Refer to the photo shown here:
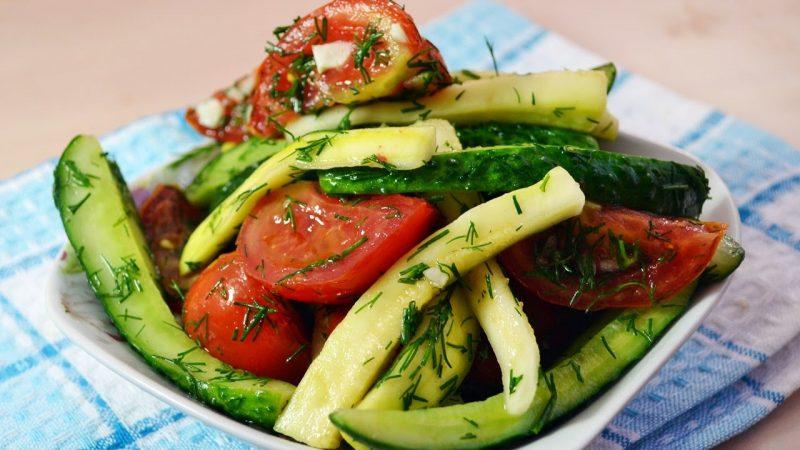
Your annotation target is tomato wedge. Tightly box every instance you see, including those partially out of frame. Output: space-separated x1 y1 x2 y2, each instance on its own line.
185 74 256 143
237 181 438 302
499 204 726 310
248 0 451 137
183 252 311 383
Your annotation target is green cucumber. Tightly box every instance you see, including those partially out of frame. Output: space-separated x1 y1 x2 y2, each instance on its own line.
53 135 294 429
454 123 599 149
186 137 286 208
319 145 709 218
704 234 745 281
330 284 696 450
592 62 617 93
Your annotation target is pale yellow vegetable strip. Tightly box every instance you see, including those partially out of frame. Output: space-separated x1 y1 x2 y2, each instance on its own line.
343 287 479 450
465 260 540 415
179 127 437 274
590 110 619 140
285 71 608 138
274 167 585 448
440 193 541 415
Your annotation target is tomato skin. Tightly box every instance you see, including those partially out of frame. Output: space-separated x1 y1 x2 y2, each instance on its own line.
183 253 311 383
248 0 451 137
500 205 726 310
237 181 438 303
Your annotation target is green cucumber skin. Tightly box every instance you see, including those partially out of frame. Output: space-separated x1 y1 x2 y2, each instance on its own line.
331 285 695 450
319 145 709 218
454 123 599 149
53 135 293 429
703 234 745 282
592 62 617 93
186 137 285 207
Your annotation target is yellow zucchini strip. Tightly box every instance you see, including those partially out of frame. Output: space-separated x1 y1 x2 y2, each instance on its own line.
285 71 609 138
179 126 437 274
274 167 585 448
465 260 540 415
343 287 479 449
440 192 541 415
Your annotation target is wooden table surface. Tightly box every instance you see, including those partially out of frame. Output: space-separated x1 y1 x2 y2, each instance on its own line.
2 0 799 447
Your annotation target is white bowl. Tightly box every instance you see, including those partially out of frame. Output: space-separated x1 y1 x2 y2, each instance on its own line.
47 131 740 449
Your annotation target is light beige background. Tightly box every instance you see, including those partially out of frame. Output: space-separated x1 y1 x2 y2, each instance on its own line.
2 0 799 448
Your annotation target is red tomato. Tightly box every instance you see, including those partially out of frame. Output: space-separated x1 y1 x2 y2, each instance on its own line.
183 253 311 383
499 204 726 310
237 181 438 303
185 74 256 143
310 305 349 358
248 0 451 137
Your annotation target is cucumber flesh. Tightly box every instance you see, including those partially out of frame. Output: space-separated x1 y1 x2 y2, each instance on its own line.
186 137 285 207
318 144 710 218
53 135 294 428
703 234 745 282
454 122 599 149
330 284 696 450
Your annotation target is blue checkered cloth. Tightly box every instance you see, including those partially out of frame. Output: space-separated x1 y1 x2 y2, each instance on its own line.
2 1 799 448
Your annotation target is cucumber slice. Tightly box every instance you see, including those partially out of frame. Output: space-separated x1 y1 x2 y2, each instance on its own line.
274 167 585 448
185 137 286 207
703 234 745 282
53 135 294 428
318 144 710 218
179 126 438 274
285 71 610 138
454 122 599 149
592 62 617 93
330 284 696 449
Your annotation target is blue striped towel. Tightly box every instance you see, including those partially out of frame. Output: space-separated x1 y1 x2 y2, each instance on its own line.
1 1 799 448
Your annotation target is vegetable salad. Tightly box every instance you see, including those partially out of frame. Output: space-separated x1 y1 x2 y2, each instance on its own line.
53 1 743 448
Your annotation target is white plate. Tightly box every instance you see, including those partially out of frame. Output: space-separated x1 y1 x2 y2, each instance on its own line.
47 131 741 449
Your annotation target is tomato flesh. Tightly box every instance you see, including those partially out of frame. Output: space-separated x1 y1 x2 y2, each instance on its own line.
183 253 311 383
185 74 255 143
248 0 451 137
310 305 349 358
499 205 726 310
237 181 438 303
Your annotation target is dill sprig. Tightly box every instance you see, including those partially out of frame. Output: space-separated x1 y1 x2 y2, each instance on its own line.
362 154 397 170
294 133 338 162
233 299 278 342
354 23 384 84
398 262 430 284
408 230 450 261
276 237 368 285
484 37 499 75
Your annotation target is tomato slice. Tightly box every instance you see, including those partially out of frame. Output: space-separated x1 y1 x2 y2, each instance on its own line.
185 73 256 143
248 0 451 137
499 204 726 310
183 252 311 383
237 181 438 303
